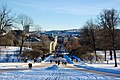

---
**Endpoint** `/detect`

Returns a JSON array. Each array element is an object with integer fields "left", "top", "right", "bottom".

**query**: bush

[
  {"left": 22, "top": 50, "right": 42, "bottom": 60},
  {"left": 78, "top": 53, "right": 103, "bottom": 63}
]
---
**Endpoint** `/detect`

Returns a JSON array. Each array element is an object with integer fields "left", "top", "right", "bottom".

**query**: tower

[{"left": 23, "top": 25, "right": 29, "bottom": 33}]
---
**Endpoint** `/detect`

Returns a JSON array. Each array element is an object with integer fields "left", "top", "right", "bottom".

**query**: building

[{"left": 23, "top": 25, "right": 29, "bottom": 33}]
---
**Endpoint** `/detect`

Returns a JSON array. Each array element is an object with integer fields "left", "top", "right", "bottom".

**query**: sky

[{"left": 0, "top": 0, "right": 120, "bottom": 31}]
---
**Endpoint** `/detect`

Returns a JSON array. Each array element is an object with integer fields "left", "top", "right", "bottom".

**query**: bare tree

[
  {"left": 16, "top": 14, "right": 33, "bottom": 29},
  {"left": 0, "top": 5, "right": 13, "bottom": 36},
  {"left": 34, "top": 24, "right": 42, "bottom": 32},
  {"left": 39, "top": 35, "right": 50, "bottom": 48},
  {"left": 16, "top": 14, "right": 33, "bottom": 55},
  {"left": 80, "top": 19, "right": 99, "bottom": 61},
  {"left": 98, "top": 9, "right": 120, "bottom": 67}
]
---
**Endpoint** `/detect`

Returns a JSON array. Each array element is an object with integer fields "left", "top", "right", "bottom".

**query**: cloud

[
  {"left": 53, "top": 6, "right": 101, "bottom": 15},
  {"left": 7, "top": 1, "right": 99, "bottom": 14},
  {"left": 8, "top": 0, "right": 119, "bottom": 15}
]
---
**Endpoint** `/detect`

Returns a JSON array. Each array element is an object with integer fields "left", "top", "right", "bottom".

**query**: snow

[
  {"left": 0, "top": 65, "right": 119, "bottom": 80},
  {"left": 42, "top": 55, "right": 54, "bottom": 62},
  {"left": 0, "top": 46, "right": 19, "bottom": 52},
  {"left": 64, "top": 55, "right": 74, "bottom": 64},
  {"left": 0, "top": 47, "right": 120, "bottom": 79},
  {"left": 0, "top": 46, "right": 33, "bottom": 62},
  {"left": 0, "top": 63, "right": 27, "bottom": 69},
  {"left": 0, "top": 46, "right": 32, "bottom": 52},
  {"left": 0, "top": 63, "right": 51, "bottom": 69},
  {"left": 71, "top": 51, "right": 120, "bottom": 75},
  {"left": 74, "top": 59, "right": 120, "bottom": 75},
  {"left": 75, "top": 63, "right": 120, "bottom": 75},
  {"left": 0, "top": 62, "right": 119, "bottom": 80},
  {"left": 75, "top": 64, "right": 120, "bottom": 75},
  {"left": 43, "top": 54, "right": 74, "bottom": 64},
  {"left": 96, "top": 50, "right": 120, "bottom": 62},
  {"left": 45, "top": 65, "right": 60, "bottom": 70}
]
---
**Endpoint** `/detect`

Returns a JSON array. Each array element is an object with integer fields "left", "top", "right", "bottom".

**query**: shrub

[{"left": 78, "top": 53, "right": 103, "bottom": 63}]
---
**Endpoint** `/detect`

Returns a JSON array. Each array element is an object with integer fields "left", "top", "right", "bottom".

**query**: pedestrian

[
  {"left": 58, "top": 60, "right": 60, "bottom": 65},
  {"left": 34, "top": 58, "right": 37, "bottom": 63},
  {"left": 55, "top": 60, "right": 57, "bottom": 64},
  {"left": 62, "top": 62, "right": 64, "bottom": 65},
  {"left": 76, "top": 59, "right": 78, "bottom": 62},
  {"left": 64, "top": 62, "right": 67, "bottom": 65},
  {"left": 28, "top": 63, "right": 32, "bottom": 69},
  {"left": 50, "top": 59, "right": 52, "bottom": 63}
]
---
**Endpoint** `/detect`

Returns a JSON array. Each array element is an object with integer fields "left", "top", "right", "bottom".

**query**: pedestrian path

[
  {"left": 64, "top": 64, "right": 120, "bottom": 78},
  {"left": 0, "top": 64, "right": 119, "bottom": 80}
]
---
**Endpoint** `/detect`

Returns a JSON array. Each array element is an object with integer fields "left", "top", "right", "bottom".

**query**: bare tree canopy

[
  {"left": 34, "top": 24, "right": 42, "bottom": 32},
  {"left": 98, "top": 9, "right": 120, "bottom": 29},
  {"left": 15, "top": 14, "right": 33, "bottom": 57},
  {"left": 98, "top": 9, "right": 120, "bottom": 67},
  {"left": 16, "top": 14, "right": 33, "bottom": 29},
  {"left": 80, "top": 19, "right": 99, "bottom": 61},
  {"left": 0, "top": 5, "right": 13, "bottom": 34}
]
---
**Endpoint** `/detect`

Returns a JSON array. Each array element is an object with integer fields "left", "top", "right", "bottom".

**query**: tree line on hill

[{"left": 64, "top": 9, "right": 120, "bottom": 67}]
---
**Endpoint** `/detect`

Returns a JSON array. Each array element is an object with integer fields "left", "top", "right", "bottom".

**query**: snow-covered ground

[
  {"left": 72, "top": 50, "right": 120, "bottom": 75},
  {"left": 0, "top": 63, "right": 32, "bottom": 69},
  {"left": 43, "top": 54, "right": 74, "bottom": 64},
  {"left": 0, "top": 46, "right": 120, "bottom": 79},
  {"left": 75, "top": 63, "right": 120, "bottom": 75},
  {"left": 42, "top": 55, "right": 54, "bottom": 62},
  {"left": 0, "top": 55, "right": 120, "bottom": 80},
  {"left": 0, "top": 46, "right": 32, "bottom": 62},
  {"left": 0, "top": 55, "right": 119, "bottom": 76},
  {"left": 0, "top": 65, "right": 119, "bottom": 80},
  {"left": 96, "top": 50, "right": 120, "bottom": 63},
  {"left": 74, "top": 58, "right": 120, "bottom": 75},
  {"left": 0, "top": 46, "right": 32, "bottom": 51}
]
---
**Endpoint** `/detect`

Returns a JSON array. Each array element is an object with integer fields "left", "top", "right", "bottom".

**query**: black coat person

[
  {"left": 64, "top": 62, "right": 67, "bottom": 65},
  {"left": 34, "top": 59, "right": 37, "bottom": 63},
  {"left": 50, "top": 60, "right": 52, "bottom": 63},
  {"left": 55, "top": 60, "right": 58, "bottom": 64},
  {"left": 58, "top": 60, "right": 60, "bottom": 65},
  {"left": 28, "top": 63, "right": 32, "bottom": 69}
]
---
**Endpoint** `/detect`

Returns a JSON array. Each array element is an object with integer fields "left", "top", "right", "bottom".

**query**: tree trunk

[
  {"left": 19, "top": 44, "right": 23, "bottom": 55},
  {"left": 110, "top": 50, "right": 113, "bottom": 60},
  {"left": 113, "top": 50, "right": 117, "bottom": 67},
  {"left": 94, "top": 44, "right": 97, "bottom": 61},
  {"left": 19, "top": 37, "right": 24, "bottom": 62},
  {"left": 104, "top": 50, "right": 107, "bottom": 61},
  {"left": 94, "top": 50, "right": 97, "bottom": 61},
  {"left": 111, "top": 30, "right": 117, "bottom": 67},
  {"left": 93, "top": 35, "right": 97, "bottom": 61}
]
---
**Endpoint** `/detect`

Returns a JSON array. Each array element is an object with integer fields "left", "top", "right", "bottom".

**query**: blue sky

[{"left": 0, "top": 0, "right": 120, "bottom": 31}]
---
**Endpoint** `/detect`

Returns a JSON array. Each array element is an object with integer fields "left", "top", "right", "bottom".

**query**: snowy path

[{"left": 0, "top": 65, "right": 119, "bottom": 80}]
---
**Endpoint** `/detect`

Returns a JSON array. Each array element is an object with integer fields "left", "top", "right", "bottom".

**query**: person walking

[{"left": 28, "top": 63, "right": 32, "bottom": 69}]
